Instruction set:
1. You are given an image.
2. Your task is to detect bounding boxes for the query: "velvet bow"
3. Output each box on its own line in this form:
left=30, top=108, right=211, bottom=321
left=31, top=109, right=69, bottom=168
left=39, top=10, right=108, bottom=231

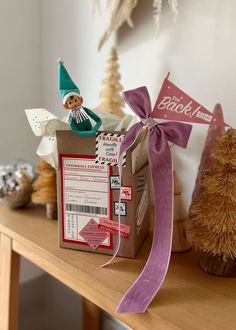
left=116, top=86, right=192, bottom=313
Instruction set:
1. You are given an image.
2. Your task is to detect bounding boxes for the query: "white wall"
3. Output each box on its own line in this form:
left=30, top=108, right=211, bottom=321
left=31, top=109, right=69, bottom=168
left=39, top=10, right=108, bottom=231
left=0, top=0, right=44, bottom=282
left=41, top=0, right=236, bottom=208
left=41, top=0, right=113, bottom=116
left=0, top=0, right=41, bottom=165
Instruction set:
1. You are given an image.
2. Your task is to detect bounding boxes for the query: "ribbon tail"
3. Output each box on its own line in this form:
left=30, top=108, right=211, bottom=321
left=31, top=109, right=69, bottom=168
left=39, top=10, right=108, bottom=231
left=116, top=129, right=173, bottom=313
left=101, top=122, right=143, bottom=268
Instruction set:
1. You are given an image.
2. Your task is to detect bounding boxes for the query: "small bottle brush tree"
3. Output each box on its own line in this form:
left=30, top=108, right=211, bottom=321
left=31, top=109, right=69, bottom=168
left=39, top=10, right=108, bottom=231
left=189, top=128, right=236, bottom=276
left=99, top=47, right=125, bottom=118
left=32, top=160, right=57, bottom=220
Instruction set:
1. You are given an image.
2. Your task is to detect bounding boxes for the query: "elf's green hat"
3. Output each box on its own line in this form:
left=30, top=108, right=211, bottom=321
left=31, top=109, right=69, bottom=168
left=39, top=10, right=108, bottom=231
left=57, top=58, right=80, bottom=104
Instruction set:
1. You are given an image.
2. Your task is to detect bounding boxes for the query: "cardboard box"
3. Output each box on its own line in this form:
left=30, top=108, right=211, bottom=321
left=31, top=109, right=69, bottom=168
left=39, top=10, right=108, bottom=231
left=56, top=131, right=151, bottom=258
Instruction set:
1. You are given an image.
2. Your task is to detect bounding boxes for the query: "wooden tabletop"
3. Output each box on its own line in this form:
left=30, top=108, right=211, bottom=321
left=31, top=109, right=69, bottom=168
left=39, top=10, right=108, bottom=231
left=0, top=205, right=235, bottom=330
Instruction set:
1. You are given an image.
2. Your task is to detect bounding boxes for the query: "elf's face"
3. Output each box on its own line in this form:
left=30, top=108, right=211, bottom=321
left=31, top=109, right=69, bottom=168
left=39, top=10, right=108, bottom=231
left=64, top=95, right=83, bottom=110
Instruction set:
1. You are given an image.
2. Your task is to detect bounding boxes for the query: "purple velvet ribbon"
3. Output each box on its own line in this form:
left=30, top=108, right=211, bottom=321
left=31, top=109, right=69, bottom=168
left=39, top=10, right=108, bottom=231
left=116, top=86, right=192, bottom=313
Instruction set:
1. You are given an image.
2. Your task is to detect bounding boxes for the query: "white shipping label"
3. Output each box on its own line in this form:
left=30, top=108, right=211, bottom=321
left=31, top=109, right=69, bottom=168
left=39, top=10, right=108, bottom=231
left=60, top=155, right=112, bottom=249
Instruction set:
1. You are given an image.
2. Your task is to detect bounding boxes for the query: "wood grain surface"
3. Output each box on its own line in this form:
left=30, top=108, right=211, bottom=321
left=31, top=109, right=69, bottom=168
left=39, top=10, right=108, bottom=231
left=0, top=205, right=235, bottom=330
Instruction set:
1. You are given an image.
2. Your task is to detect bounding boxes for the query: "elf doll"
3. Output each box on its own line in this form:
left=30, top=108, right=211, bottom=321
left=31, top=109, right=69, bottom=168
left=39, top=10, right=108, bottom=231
left=58, top=59, right=102, bottom=136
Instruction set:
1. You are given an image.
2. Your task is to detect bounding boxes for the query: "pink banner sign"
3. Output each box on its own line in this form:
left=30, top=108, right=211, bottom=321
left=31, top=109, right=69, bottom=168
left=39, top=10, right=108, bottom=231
left=152, top=78, right=229, bottom=128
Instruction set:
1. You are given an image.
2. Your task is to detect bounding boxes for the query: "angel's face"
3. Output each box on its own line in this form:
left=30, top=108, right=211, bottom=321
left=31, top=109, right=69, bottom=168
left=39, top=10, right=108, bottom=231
left=64, top=95, right=83, bottom=110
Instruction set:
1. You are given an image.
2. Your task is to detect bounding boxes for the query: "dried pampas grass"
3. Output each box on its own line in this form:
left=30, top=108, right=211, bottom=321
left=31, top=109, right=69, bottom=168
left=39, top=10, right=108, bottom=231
left=97, top=0, right=138, bottom=50
left=94, top=0, right=179, bottom=50
left=153, top=0, right=178, bottom=34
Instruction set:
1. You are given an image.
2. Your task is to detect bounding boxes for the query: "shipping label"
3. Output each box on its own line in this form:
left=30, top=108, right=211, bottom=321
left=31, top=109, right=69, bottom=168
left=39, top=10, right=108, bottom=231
left=114, top=201, right=127, bottom=216
left=98, top=219, right=130, bottom=238
left=120, top=186, right=132, bottom=201
left=60, top=155, right=112, bottom=249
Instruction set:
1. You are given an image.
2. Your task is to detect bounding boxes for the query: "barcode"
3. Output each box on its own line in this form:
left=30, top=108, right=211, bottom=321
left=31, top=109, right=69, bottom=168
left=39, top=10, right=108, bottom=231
left=65, top=203, right=108, bottom=215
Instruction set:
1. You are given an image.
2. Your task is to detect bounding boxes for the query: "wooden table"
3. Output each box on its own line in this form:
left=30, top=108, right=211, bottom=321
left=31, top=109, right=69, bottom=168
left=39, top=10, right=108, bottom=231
left=0, top=206, right=235, bottom=330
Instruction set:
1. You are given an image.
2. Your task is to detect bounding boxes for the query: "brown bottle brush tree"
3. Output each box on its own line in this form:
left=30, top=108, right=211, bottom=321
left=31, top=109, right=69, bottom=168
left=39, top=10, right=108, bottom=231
left=32, top=160, right=57, bottom=220
left=189, top=128, right=236, bottom=276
